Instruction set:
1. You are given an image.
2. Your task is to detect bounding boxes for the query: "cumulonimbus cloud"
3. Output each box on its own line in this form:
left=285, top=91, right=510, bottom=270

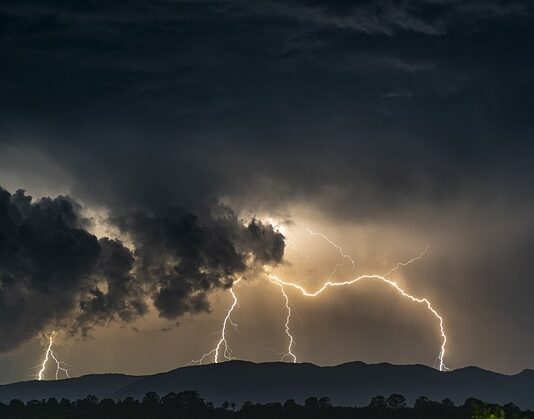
left=0, top=187, right=285, bottom=352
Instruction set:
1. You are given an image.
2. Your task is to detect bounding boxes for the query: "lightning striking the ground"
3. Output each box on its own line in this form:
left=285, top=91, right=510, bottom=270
left=193, top=228, right=448, bottom=372
left=37, top=331, right=70, bottom=381
left=269, top=278, right=297, bottom=363
left=268, top=273, right=448, bottom=371
left=270, top=232, right=447, bottom=371
left=190, top=278, right=242, bottom=365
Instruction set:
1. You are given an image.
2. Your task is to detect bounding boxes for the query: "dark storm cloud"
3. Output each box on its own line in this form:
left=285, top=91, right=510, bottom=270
left=73, top=237, right=148, bottom=337
left=1, top=0, right=533, bottom=220
left=0, top=187, right=285, bottom=351
left=247, top=0, right=533, bottom=35
left=114, top=207, right=284, bottom=318
left=0, top=0, right=534, bottom=373
left=0, top=187, right=101, bottom=351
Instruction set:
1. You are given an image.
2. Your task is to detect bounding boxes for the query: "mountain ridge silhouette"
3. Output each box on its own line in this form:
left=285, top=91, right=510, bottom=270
left=1, top=361, right=532, bottom=408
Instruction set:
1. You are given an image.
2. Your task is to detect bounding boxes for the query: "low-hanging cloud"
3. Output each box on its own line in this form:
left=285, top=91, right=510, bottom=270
left=113, top=206, right=285, bottom=319
left=0, top=187, right=285, bottom=352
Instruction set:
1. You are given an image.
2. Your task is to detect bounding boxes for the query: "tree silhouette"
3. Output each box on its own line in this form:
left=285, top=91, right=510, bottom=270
left=369, top=395, right=387, bottom=408
left=442, top=397, right=455, bottom=407
left=318, top=396, right=332, bottom=409
left=304, top=396, right=319, bottom=409
left=414, top=396, right=430, bottom=408
left=386, top=393, right=407, bottom=409
left=283, top=399, right=299, bottom=409
left=142, top=391, right=160, bottom=406
left=0, top=391, right=532, bottom=418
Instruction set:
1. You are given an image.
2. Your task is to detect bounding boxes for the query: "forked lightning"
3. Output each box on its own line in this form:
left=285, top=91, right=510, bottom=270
left=190, top=278, right=242, bottom=364
left=35, top=231, right=448, bottom=376
left=195, top=230, right=449, bottom=372
left=37, top=331, right=70, bottom=381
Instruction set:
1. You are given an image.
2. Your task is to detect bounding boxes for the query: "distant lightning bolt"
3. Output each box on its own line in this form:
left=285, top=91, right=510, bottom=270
left=193, top=227, right=448, bottom=372
left=269, top=278, right=296, bottom=363
left=37, top=334, right=54, bottom=381
left=49, top=351, right=70, bottom=380
left=284, top=232, right=311, bottom=262
left=269, top=230, right=349, bottom=362
left=191, top=278, right=242, bottom=365
left=382, top=244, right=429, bottom=278
left=37, top=331, right=70, bottom=381
left=269, top=273, right=448, bottom=371
left=270, top=232, right=447, bottom=371
left=306, top=227, right=355, bottom=269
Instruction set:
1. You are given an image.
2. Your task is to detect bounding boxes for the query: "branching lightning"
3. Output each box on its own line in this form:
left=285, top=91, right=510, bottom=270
left=306, top=227, right=355, bottom=269
left=37, top=331, right=70, bottom=381
left=268, top=235, right=447, bottom=371
left=268, top=273, right=448, bottom=371
left=190, top=278, right=242, bottom=365
left=194, top=229, right=448, bottom=372
left=382, top=244, right=429, bottom=278
left=30, top=232, right=446, bottom=378
left=269, top=278, right=296, bottom=363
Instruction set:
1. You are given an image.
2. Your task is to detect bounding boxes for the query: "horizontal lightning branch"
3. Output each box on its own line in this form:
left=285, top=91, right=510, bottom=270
left=193, top=231, right=447, bottom=372
left=268, top=273, right=448, bottom=371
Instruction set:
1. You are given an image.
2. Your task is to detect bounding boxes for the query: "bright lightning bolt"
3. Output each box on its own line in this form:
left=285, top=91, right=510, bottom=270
left=269, top=273, right=448, bottom=372
left=37, top=331, right=70, bottom=381
left=191, top=278, right=242, bottom=365
left=50, top=351, right=70, bottom=380
left=269, top=278, right=296, bottom=363
left=193, top=227, right=448, bottom=373
left=269, top=233, right=447, bottom=371
left=37, top=334, right=54, bottom=381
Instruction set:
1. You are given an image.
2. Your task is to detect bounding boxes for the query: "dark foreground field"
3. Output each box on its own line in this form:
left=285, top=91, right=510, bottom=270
left=0, top=390, right=531, bottom=419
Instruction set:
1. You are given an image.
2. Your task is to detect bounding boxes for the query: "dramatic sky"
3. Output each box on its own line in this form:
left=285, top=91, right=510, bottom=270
left=1, top=0, right=534, bottom=383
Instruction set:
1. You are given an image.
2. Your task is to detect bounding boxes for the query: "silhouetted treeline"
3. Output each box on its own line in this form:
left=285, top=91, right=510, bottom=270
left=0, top=391, right=531, bottom=418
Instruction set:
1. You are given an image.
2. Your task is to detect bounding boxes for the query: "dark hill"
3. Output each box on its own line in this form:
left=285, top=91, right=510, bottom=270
left=0, top=373, right=138, bottom=403
left=1, top=361, right=532, bottom=408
